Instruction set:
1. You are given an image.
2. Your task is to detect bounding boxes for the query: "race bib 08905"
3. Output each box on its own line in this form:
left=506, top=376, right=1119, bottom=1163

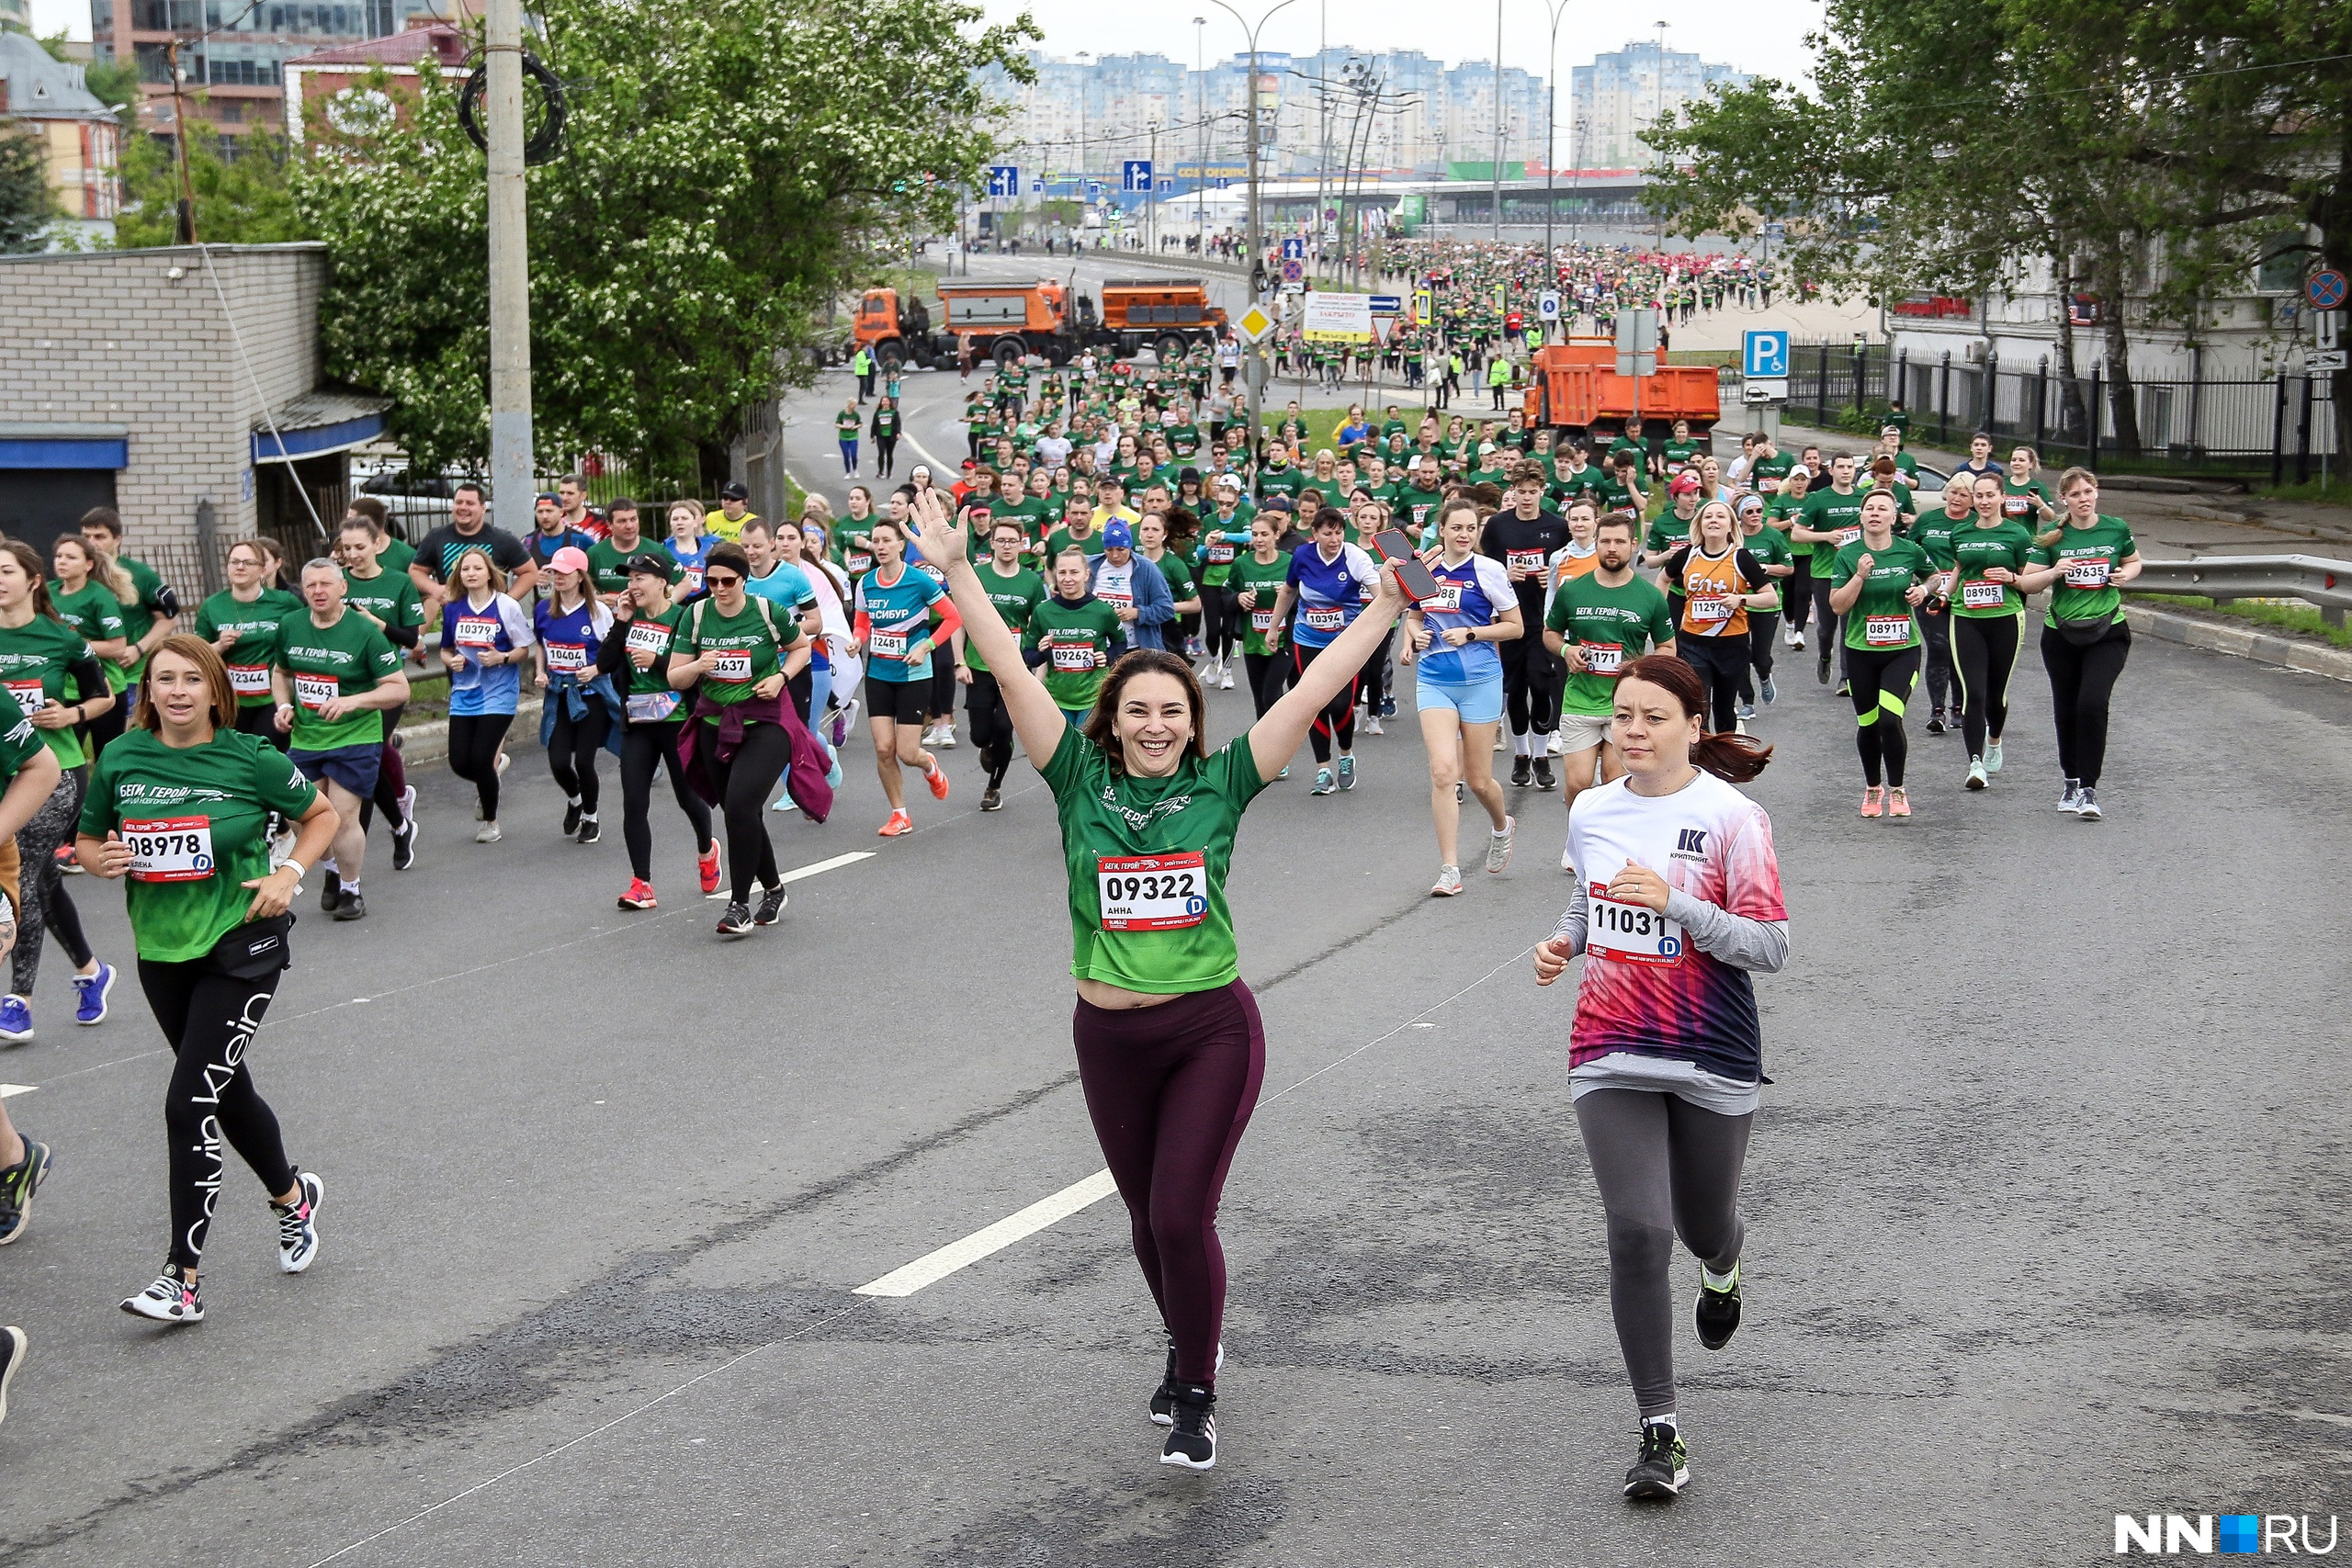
left=1962, top=580, right=2007, bottom=610
left=1097, top=852, right=1207, bottom=931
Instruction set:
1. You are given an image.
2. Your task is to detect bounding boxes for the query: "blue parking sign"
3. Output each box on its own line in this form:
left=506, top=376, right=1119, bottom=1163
left=1743, top=330, right=1791, bottom=378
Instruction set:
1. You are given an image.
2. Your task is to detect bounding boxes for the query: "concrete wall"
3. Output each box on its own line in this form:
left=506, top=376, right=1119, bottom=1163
left=0, top=243, right=326, bottom=553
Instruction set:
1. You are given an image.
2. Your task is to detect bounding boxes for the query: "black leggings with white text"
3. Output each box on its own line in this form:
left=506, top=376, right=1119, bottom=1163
left=140, top=952, right=294, bottom=1272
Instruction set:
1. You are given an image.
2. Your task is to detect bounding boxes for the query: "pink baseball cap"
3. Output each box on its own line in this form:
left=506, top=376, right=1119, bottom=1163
left=548, top=546, right=592, bottom=574
left=1668, top=473, right=1702, bottom=496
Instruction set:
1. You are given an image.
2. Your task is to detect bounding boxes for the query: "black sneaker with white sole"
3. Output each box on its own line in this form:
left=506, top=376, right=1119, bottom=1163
left=1159, top=1381, right=1216, bottom=1470
left=390, top=817, right=418, bottom=871
left=318, top=867, right=342, bottom=914
left=0, top=1325, right=23, bottom=1429
left=120, top=1265, right=204, bottom=1325
left=0, top=1136, right=52, bottom=1247
left=273, top=1170, right=323, bottom=1274
left=753, top=884, right=788, bottom=926
left=1149, top=1341, right=1223, bottom=1426
left=1624, top=1422, right=1688, bottom=1499
left=576, top=813, right=601, bottom=844
left=716, top=900, right=754, bottom=936
left=1510, top=756, right=1532, bottom=788
left=562, top=800, right=583, bottom=837
left=1694, top=1260, right=1741, bottom=1350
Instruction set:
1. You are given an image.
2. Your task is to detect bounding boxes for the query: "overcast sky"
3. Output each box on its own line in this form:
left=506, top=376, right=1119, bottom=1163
left=29, top=0, right=1822, bottom=83
left=979, top=0, right=1822, bottom=85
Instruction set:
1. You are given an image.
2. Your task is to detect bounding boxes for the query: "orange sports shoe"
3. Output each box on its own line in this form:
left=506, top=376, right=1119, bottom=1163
left=878, top=810, right=913, bottom=837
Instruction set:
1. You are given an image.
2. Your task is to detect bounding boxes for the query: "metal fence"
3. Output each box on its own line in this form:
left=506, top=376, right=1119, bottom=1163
left=1775, top=341, right=2340, bottom=479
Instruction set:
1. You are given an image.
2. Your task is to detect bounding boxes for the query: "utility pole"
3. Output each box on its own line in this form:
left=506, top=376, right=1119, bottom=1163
left=164, top=39, right=197, bottom=243
left=1543, top=0, right=1570, bottom=336
left=484, top=0, right=533, bottom=533
left=1651, top=21, right=1668, bottom=252
left=1211, top=0, right=1299, bottom=462
left=1491, top=0, right=1503, bottom=243
left=1194, top=17, right=1207, bottom=248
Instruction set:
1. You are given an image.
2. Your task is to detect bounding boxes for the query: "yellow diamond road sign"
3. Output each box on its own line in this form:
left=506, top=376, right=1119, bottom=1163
left=1238, top=305, right=1275, bottom=343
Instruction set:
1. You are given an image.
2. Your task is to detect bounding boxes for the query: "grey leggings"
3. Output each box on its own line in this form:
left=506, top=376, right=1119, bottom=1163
left=14, top=769, right=95, bottom=998
left=1573, top=1089, right=1753, bottom=1417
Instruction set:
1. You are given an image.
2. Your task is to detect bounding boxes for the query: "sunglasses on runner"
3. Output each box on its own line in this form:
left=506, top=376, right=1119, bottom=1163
left=703, top=572, right=742, bottom=588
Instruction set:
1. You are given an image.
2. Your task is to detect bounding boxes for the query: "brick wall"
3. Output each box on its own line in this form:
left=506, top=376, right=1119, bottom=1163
left=0, top=243, right=329, bottom=558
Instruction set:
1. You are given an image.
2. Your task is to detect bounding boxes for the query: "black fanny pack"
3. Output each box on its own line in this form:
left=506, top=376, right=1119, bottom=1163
left=2053, top=612, right=2125, bottom=649
left=205, top=913, right=294, bottom=979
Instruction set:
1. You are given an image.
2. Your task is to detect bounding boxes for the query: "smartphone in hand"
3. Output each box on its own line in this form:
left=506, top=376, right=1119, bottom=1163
left=1372, top=528, right=1442, bottom=603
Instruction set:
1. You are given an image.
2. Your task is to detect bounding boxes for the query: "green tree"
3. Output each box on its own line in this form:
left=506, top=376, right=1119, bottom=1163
left=0, top=121, right=51, bottom=254
left=295, top=0, right=1036, bottom=485
left=115, top=119, right=309, bottom=248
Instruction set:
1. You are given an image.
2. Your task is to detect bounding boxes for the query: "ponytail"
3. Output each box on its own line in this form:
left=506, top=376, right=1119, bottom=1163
left=1616, top=653, right=1775, bottom=782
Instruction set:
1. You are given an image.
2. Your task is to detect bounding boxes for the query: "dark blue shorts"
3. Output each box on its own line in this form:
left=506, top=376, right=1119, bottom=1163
left=291, top=742, right=381, bottom=797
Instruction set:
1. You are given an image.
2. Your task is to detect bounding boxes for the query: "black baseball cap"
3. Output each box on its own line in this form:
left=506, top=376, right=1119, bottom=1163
left=625, top=552, right=673, bottom=578
left=719, top=480, right=750, bottom=502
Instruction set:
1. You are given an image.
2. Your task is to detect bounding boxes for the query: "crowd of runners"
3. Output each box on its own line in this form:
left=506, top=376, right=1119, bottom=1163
left=0, top=298, right=2145, bottom=1502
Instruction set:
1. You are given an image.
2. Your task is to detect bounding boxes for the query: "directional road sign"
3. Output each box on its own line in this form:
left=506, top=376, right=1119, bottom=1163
left=1237, top=305, right=1276, bottom=343
left=1414, top=288, right=1432, bottom=321
left=1122, top=160, right=1153, bottom=193
left=2307, top=269, right=2348, bottom=311
left=1214, top=177, right=1229, bottom=191
left=1744, top=329, right=1792, bottom=378
left=1158, top=177, right=1173, bottom=192
left=984, top=165, right=1019, bottom=198
left=1282, top=258, right=1305, bottom=284
left=1369, top=295, right=1402, bottom=316
left=1538, top=290, right=1561, bottom=321
left=1281, top=238, right=1306, bottom=260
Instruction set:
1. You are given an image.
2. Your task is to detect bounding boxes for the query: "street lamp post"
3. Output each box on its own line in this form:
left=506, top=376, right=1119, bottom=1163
left=1194, top=17, right=1208, bottom=248
left=1208, top=0, right=1299, bottom=461
left=1542, top=0, right=1571, bottom=340
left=1491, top=0, right=1503, bottom=242
left=1650, top=21, right=1667, bottom=251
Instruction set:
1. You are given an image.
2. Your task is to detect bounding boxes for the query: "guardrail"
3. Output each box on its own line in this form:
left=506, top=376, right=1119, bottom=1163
left=2129, top=554, right=2352, bottom=626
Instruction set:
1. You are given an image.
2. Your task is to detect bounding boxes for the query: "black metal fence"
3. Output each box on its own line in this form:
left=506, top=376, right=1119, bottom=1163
left=1776, top=341, right=2339, bottom=479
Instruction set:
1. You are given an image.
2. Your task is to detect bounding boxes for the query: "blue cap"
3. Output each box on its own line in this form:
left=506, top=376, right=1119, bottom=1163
left=1102, top=520, right=1134, bottom=548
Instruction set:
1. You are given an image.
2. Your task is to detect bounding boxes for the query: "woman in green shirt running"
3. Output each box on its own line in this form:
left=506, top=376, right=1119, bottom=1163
left=78, top=634, right=340, bottom=1325
left=910, top=488, right=1408, bottom=1473
left=1827, top=490, right=1937, bottom=819
left=195, top=540, right=297, bottom=743
left=2015, top=468, right=2142, bottom=820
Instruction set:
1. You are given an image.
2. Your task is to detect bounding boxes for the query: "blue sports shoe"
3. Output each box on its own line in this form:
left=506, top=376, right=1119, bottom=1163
left=74, top=962, right=115, bottom=1026
left=1336, top=755, right=1357, bottom=791
left=0, top=996, right=28, bottom=1043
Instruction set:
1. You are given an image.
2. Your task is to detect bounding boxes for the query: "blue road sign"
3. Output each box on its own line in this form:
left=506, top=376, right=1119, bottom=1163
left=1214, top=176, right=1230, bottom=191
left=2309, top=269, right=2348, bottom=310
left=1158, top=176, right=1173, bottom=192
left=1281, top=238, right=1306, bottom=260
left=1031, top=180, right=1044, bottom=194
left=984, top=164, right=1018, bottom=198
left=1122, top=160, right=1153, bottom=193
left=1369, top=295, right=1402, bottom=315
left=1744, top=330, right=1792, bottom=378
left=1281, top=258, right=1305, bottom=284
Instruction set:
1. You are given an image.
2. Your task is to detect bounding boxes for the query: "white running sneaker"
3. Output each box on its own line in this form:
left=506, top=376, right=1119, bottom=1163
left=1363, top=714, right=1384, bottom=737
left=1218, top=665, right=1234, bottom=690
left=1486, top=815, right=1516, bottom=874
left=1430, top=864, right=1464, bottom=897
left=120, top=1269, right=203, bottom=1325
left=476, top=821, right=503, bottom=843
left=274, top=1170, right=323, bottom=1273
left=1985, top=739, right=2004, bottom=774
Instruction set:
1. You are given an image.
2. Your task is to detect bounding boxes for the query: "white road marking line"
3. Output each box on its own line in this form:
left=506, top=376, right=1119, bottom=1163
left=0, top=1083, right=32, bottom=1099
left=851, top=947, right=1534, bottom=1299
left=853, top=1168, right=1118, bottom=1297
left=705, top=849, right=874, bottom=898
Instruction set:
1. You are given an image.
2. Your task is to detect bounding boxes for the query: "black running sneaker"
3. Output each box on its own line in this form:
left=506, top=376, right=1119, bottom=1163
left=577, top=813, right=601, bottom=844
left=716, top=900, right=754, bottom=935
left=1149, top=1341, right=1223, bottom=1426
left=979, top=787, right=1002, bottom=812
left=332, top=890, right=367, bottom=921
left=753, top=884, right=788, bottom=926
left=1694, top=1260, right=1742, bottom=1350
left=0, top=1325, right=23, bottom=1429
left=1160, top=1381, right=1216, bottom=1470
left=1815, top=646, right=1832, bottom=685
left=318, top=866, right=342, bottom=914
left=1624, top=1422, right=1688, bottom=1499
left=562, top=800, right=583, bottom=837
left=1510, top=755, right=1532, bottom=788
left=390, top=818, right=417, bottom=871
left=0, top=1137, right=51, bottom=1247
left=273, top=1170, right=323, bottom=1274
left=1925, top=709, right=1948, bottom=735
left=1532, top=757, right=1556, bottom=791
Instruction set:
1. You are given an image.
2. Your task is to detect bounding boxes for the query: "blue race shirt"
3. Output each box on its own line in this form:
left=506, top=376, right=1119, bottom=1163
left=1283, top=541, right=1380, bottom=649
left=748, top=562, right=816, bottom=617
left=533, top=597, right=607, bottom=686
left=854, top=564, right=948, bottom=682
left=1417, top=553, right=1517, bottom=684
left=666, top=536, right=714, bottom=595
left=443, top=593, right=528, bottom=716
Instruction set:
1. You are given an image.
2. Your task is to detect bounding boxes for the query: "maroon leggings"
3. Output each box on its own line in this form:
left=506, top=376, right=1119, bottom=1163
left=1073, top=979, right=1266, bottom=1387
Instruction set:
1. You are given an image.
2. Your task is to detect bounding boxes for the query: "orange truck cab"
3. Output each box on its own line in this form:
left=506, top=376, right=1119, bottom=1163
left=1093, top=280, right=1228, bottom=361
left=1521, top=339, right=1722, bottom=443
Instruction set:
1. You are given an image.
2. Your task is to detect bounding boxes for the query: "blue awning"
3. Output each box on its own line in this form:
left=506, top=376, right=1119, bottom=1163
left=0, top=424, right=129, bottom=469
left=253, top=411, right=388, bottom=465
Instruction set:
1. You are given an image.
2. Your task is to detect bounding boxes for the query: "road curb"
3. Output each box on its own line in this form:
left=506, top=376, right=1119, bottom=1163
left=2124, top=604, right=2352, bottom=683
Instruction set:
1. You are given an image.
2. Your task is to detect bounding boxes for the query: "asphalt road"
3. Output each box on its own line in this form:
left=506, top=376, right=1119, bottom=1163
left=3, top=383, right=2349, bottom=1562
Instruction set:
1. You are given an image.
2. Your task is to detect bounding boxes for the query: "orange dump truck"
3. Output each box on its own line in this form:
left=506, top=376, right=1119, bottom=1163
left=849, top=277, right=1228, bottom=369
left=1093, top=280, right=1228, bottom=362
left=1521, top=339, right=1722, bottom=439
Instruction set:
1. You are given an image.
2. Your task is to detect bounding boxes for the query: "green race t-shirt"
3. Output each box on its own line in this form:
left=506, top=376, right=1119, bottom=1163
left=1799, top=488, right=1867, bottom=570
left=1044, top=526, right=1107, bottom=561
left=0, top=688, right=43, bottom=784
left=48, top=580, right=125, bottom=660
left=1026, top=595, right=1122, bottom=710
left=342, top=568, right=424, bottom=651
left=2029, top=514, right=2136, bottom=627
left=196, top=589, right=296, bottom=709
left=276, top=609, right=402, bottom=750
left=1040, top=722, right=1269, bottom=995
left=107, top=556, right=174, bottom=690
left=1230, top=552, right=1290, bottom=656
left=0, top=614, right=96, bottom=766
left=1831, top=535, right=1935, bottom=652
left=964, top=563, right=1046, bottom=676
left=587, top=537, right=679, bottom=596
left=1905, top=508, right=1973, bottom=571
left=1743, top=524, right=1794, bottom=612
left=1544, top=572, right=1677, bottom=716
left=613, top=605, right=684, bottom=705
left=677, top=597, right=799, bottom=708
left=77, top=726, right=318, bottom=963
left=1149, top=550, right=1197, bottom=606
left=1948, top=519, right=2038, bottom=618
